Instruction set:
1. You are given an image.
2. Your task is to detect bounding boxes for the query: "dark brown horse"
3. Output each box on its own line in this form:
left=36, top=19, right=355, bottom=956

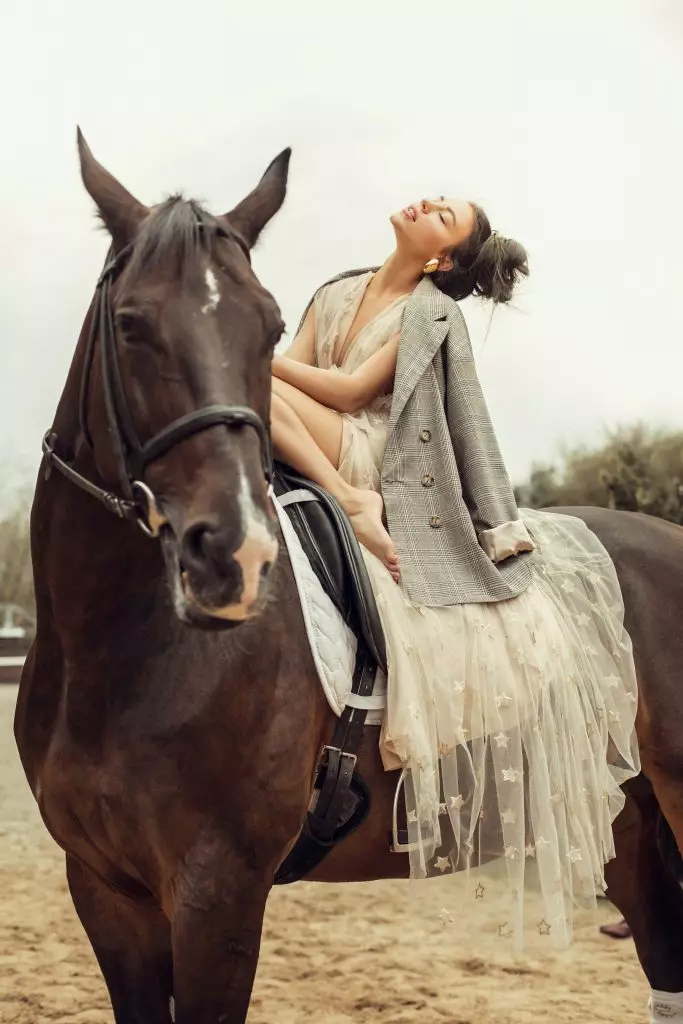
left=14, top=134, right=683, bottom=1023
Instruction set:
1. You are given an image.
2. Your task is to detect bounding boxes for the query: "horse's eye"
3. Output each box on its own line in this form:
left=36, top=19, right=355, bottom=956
left=115, top=309, right=146, bottom=341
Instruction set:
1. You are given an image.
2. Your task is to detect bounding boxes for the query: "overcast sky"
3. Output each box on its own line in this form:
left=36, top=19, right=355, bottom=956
left=1, top=0, right=681, bottom=494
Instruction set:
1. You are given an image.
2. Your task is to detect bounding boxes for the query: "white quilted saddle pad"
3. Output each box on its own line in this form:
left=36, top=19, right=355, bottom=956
left=270, top=493, right=386, bottom=726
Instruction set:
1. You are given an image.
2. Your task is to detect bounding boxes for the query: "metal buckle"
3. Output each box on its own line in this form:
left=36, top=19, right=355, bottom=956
left=132, top=480, right=168, bottom=538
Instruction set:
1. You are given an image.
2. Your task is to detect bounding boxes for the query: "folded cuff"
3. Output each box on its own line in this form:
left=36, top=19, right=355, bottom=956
left=479, top=519, right=535, bottom=564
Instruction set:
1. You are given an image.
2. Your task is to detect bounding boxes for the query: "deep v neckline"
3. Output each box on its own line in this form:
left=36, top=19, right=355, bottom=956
left=331, top=274, right=409, bottom=369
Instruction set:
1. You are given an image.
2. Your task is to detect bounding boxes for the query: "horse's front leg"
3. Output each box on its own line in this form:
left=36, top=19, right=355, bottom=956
left=170, top=837, right=274, bottom=1024
left=66, top=855, right=173, bottom=1024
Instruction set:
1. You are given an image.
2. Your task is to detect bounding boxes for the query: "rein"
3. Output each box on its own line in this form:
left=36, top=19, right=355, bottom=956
left=43, top=233, right=273, bottom=537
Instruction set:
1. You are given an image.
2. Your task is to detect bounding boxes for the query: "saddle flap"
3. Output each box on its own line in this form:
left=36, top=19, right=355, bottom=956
left=272, top=462, right=387, bottom=674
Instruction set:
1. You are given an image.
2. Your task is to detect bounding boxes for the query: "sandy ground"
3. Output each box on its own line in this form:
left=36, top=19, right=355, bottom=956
left=0, top=685, right=650, bottom=1023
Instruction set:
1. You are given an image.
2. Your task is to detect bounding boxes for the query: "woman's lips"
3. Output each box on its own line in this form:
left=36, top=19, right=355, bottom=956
left=403, top=206, right=417, bottom=222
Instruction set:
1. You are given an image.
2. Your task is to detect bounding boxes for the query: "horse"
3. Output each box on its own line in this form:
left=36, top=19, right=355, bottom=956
left=14, top=132, right=683, bottom=1023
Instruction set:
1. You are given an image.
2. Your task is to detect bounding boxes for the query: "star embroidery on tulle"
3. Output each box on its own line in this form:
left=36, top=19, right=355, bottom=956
left=550, top=643, right=560, bottom=657
left=561, top=579, right=575, bottom=593
left=550, top=792, right=562, bottom=805
left=485, top=626, right=497, bottom=640
left=525, top=844, right=536, bottom=858
left=407, top=703, right=420, bottom=720
left=439, top=802, right=447, bottom=816
left=513, top=648, right=528, bottom=667
left=453, top=680, right=465, bottom=694
left=567, top=846, right=583, bottom=863
left=435, top=856, right=450, bottom=873
left=584, top=644, right=598, bottom=656
left=407, top=809, right=418, bottom=824
left=496, top=693, right=513, bottom=709
left=402, top=639, right=414, bottom=654
left=504, top=844, right=519, bottom=860
left=538, top=919, right=551, bottom=936
left=627, top=692, right=637, bottom=703
left=536, top=836, right=551, bottom=849
left=494, top=732, right=510, bottom=750
left=438, top=907, right=454, bottom=925
left=498, top=922, right=513, bottom=939
left=604, top=674, right=620, bottom=689
left=575, top=613, right=591, bottom=627
left=502, top=767, right=520, bottom=783
left=501, top=808, right=517, bottom=825
left=608, top=710, right=621, bottom=724
left=450, top=794, right=465, bottom=810
left=475, top=883, right=485, bottom=899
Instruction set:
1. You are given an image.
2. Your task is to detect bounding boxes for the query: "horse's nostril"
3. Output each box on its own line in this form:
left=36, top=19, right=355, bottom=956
left=260, top=561, right=272, bottom=579
left=183, top=523, right=210, bottom=565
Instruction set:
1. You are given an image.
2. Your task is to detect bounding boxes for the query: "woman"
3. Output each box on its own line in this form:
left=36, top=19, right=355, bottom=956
left=270, top=196, right=640, bottom=949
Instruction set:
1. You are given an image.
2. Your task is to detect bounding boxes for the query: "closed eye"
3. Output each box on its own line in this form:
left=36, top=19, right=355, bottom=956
left=440, top=196, right=456, bottom=225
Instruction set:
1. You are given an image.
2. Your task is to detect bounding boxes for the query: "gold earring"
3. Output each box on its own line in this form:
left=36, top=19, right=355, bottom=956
left=423, top=258, right=440, bottom=274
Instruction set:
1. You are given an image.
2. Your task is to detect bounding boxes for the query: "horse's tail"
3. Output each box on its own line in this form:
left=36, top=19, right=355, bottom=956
left=657, top=810, right=683, bottom=881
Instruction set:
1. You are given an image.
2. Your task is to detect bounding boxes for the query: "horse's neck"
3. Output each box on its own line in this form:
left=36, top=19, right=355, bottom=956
left=51, top=298, right=96, bottom=459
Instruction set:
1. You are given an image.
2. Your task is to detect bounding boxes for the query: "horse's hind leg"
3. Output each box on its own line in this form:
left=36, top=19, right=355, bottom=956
left=66, top=855, right=173, bottom=1024
left=606, top=780, right=683, bottom=1020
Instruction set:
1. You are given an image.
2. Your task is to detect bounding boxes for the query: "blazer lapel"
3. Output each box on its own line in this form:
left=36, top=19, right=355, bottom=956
left=387, top=277, right=450, bottom=434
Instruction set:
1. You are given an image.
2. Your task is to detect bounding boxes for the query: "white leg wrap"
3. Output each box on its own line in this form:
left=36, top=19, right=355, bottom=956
left=649, top=990, right=683, bottom=1022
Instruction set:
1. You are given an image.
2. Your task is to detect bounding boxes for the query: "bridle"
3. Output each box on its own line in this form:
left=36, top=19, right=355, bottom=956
left=42, top=229, right=273, bottom=537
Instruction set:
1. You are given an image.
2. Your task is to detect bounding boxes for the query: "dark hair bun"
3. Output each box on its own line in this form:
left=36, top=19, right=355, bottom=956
left=471, top=234, right=529, bottom=304
left=432, top=203, right=529, bottom=305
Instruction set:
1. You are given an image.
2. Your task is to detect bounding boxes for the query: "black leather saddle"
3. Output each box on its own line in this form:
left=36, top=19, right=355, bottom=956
left=271, top=462, right=387, bottom=675
left=271, top=461, right=388, bottom=884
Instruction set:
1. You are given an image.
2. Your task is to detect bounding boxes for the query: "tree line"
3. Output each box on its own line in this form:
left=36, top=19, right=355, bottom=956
left=515, top=424, right=683, bottom=524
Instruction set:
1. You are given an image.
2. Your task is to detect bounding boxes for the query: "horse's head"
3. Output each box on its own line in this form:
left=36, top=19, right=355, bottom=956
left=77, top=132, right=288, bottom=628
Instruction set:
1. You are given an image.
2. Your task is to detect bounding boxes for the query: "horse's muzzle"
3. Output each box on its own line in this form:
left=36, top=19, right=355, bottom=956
left=177, top=510, right=278, bottom=623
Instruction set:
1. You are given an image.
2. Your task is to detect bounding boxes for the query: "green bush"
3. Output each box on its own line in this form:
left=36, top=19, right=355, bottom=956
left=516, top=424, right=683, bottom=524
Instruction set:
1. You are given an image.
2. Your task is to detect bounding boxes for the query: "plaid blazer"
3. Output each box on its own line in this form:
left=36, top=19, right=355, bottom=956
left=298, top=268, right=535, bottom=606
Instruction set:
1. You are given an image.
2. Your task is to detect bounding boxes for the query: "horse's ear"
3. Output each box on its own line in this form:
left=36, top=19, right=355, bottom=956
left=224, top=148, right=291, bottom=249
left=77, top=128, right=148, bottom=250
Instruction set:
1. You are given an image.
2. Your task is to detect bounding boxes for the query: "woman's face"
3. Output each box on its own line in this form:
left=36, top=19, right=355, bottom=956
left=391, top=196, right=475, bottom=265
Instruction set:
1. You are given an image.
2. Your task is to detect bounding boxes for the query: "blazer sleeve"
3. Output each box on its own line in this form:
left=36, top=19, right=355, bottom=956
left=444, top=307, right=535, bottom=564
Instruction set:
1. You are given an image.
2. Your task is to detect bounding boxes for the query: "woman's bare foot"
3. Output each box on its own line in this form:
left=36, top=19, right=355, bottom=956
left=343, top=489, right=400, bottom=582
left=599, top=918, right=632, bottom=940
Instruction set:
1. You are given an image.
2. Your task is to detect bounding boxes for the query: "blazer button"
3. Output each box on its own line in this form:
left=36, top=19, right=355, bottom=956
left=420, top=429, right=432, bottom=443
left=421, top=473, right=435, bottom=488
left=429, top=515, right=443, bottom=528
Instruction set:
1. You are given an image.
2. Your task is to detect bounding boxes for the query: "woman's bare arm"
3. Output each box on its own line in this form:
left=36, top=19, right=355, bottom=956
left=272, top=333, right=401, bottom=415
left=279, top=305, right=316, bottom=365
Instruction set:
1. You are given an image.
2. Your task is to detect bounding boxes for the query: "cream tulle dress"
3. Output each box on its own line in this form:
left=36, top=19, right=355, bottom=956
left=313, top=272, right=640, bottom=950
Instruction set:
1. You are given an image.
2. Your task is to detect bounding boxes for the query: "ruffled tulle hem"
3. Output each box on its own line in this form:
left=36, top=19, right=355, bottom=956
left=360, top=508, right=640, bottom=950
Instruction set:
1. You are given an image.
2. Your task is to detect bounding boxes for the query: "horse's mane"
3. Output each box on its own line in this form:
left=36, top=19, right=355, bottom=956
left=126, top=195, right=216, bottom=279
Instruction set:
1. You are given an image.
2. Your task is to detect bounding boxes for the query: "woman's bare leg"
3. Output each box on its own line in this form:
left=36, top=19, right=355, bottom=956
left=270, top=384, right=399, bottom=579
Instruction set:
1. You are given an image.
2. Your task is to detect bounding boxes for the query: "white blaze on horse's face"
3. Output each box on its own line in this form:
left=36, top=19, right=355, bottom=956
left=197, top=467, right=278, bottom=622
left=201, top=267, right=221, bottom=314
